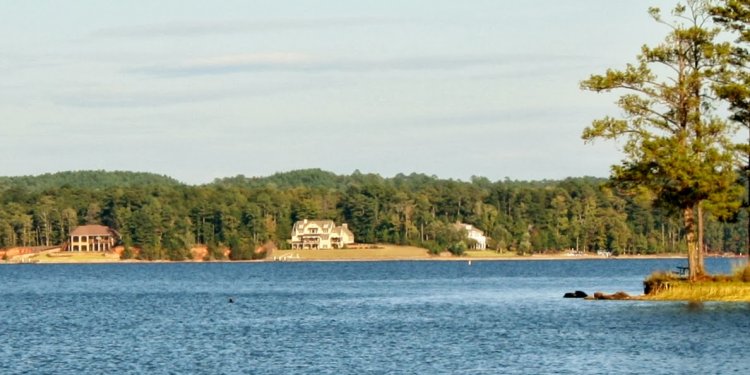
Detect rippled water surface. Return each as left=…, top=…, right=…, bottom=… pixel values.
left=1, top=259, right=749, bottom=374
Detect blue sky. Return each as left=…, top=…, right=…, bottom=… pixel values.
left=1, top=0, right=677, bottom=184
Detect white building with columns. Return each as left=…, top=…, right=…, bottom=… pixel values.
left=454, top=222, right=487, bottom=250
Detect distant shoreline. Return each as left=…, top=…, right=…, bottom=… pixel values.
left=4, top=244, right=744, bottom=265
left=3, top=249, right=721, bottom=265
left=262, top=254, right=691, bottom=263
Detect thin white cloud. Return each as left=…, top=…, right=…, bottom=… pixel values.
left=53, top=79, right=333, bottom=108
left=94, top=17, right=397, bottom=38
left=187, top=52, right=311, bottom=66
left=129, top=53, right=585, bottom=78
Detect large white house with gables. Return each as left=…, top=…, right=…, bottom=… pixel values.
left=454, top=222, right=487, bottom=250
left=290, top=219, right=355, bottom=249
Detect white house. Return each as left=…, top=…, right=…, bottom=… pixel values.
left=290, top=219, right=355, bottom=249
left=68, top=225, right=118, bottom=252
left=454, top=222, right=487, bottom=250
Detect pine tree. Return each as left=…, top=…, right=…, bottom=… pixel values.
left=581, top=1, right=742, bottom=280
left=711, top=0, right=750, bottom=260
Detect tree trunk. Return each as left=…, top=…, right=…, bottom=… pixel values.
left=697, top=203, right=705, bottom=276
left=683, top=206, right=699, bottom=281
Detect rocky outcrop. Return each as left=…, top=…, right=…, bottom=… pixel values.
left=563, top=290, right=589, bottom=298
left=590, top=291, right=631, bottom=300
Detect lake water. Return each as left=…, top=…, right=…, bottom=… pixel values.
left=1, top=258, right=748, bottom=374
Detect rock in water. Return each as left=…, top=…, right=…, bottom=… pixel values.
left=563, top=290, right=589, bottom=298
left=611, top=291, right=630, bottom=300
left=593, top=291, right=631, bottom=300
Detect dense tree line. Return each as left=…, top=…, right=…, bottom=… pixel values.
left=0, top=170, right=181, bottom=191
left=0, top=170, right=746, bottom=260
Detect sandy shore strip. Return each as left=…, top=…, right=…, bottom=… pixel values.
left=0, top=245, right=704, bottom=264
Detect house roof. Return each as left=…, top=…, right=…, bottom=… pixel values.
left=454, top=222, right=485, bottom=236
left=332, top=225, right=354, bottom=238
left=294, top=219, right=354, bottom=240
left=294, top=219, right=336, bottom=233
left=71, top=225, right=115, bottom=236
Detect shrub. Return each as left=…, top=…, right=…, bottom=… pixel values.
left=205, top=241, right=225, bottom=261
left=448, top=241, right=467, bottom=256
left=120, top=247, right=134, bottom=260
left=643, top=271, right=680, bottom=295
left=735, top=264, right=750, bottom=283
left=422, top=241, right=443, bottom=255
left=712, top=274, right=733, bottom=283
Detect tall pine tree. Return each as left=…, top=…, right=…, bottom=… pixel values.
left=581, top=0, right=742, bottom=280
left=711, top=0, right=750, bottom=260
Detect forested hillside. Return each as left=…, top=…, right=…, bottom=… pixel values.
left=0, top=171, right=182, bottom=192
left=0, top=169, right=746, bottom=260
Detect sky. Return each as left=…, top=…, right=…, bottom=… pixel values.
left=0, top=0, right=680, bottom=184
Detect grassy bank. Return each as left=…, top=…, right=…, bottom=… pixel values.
left=642, top=281, right=750, bottom=302
left=270, top=247, right=625, bottom=261
left=643, top=265, right=750, bottom=302
left=3, top=246, right=687, bottom=264
left=272, top=245, right=432, bottom=261
left=33, top=251, right=122, bottom=263
left=463, top=250, right=527, bottom=259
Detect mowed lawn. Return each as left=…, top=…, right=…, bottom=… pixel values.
left=272, top=245, right=433, bottom=261
left=463, top=250, right=521, bottom=259
left=9, top=246, right=516, bottom=263
left=33, top=251, right=122, bottom=263
left=271, top=246, right=516, bottom=261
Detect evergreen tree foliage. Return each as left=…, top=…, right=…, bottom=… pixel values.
left=581, top=0, right=743, bottom=280
left=712, top=0, right=750, bottom=260
left=0, top=170, right=182, bottom=192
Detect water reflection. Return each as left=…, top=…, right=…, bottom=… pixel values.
left=686, top=301, right=704, bottom=311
